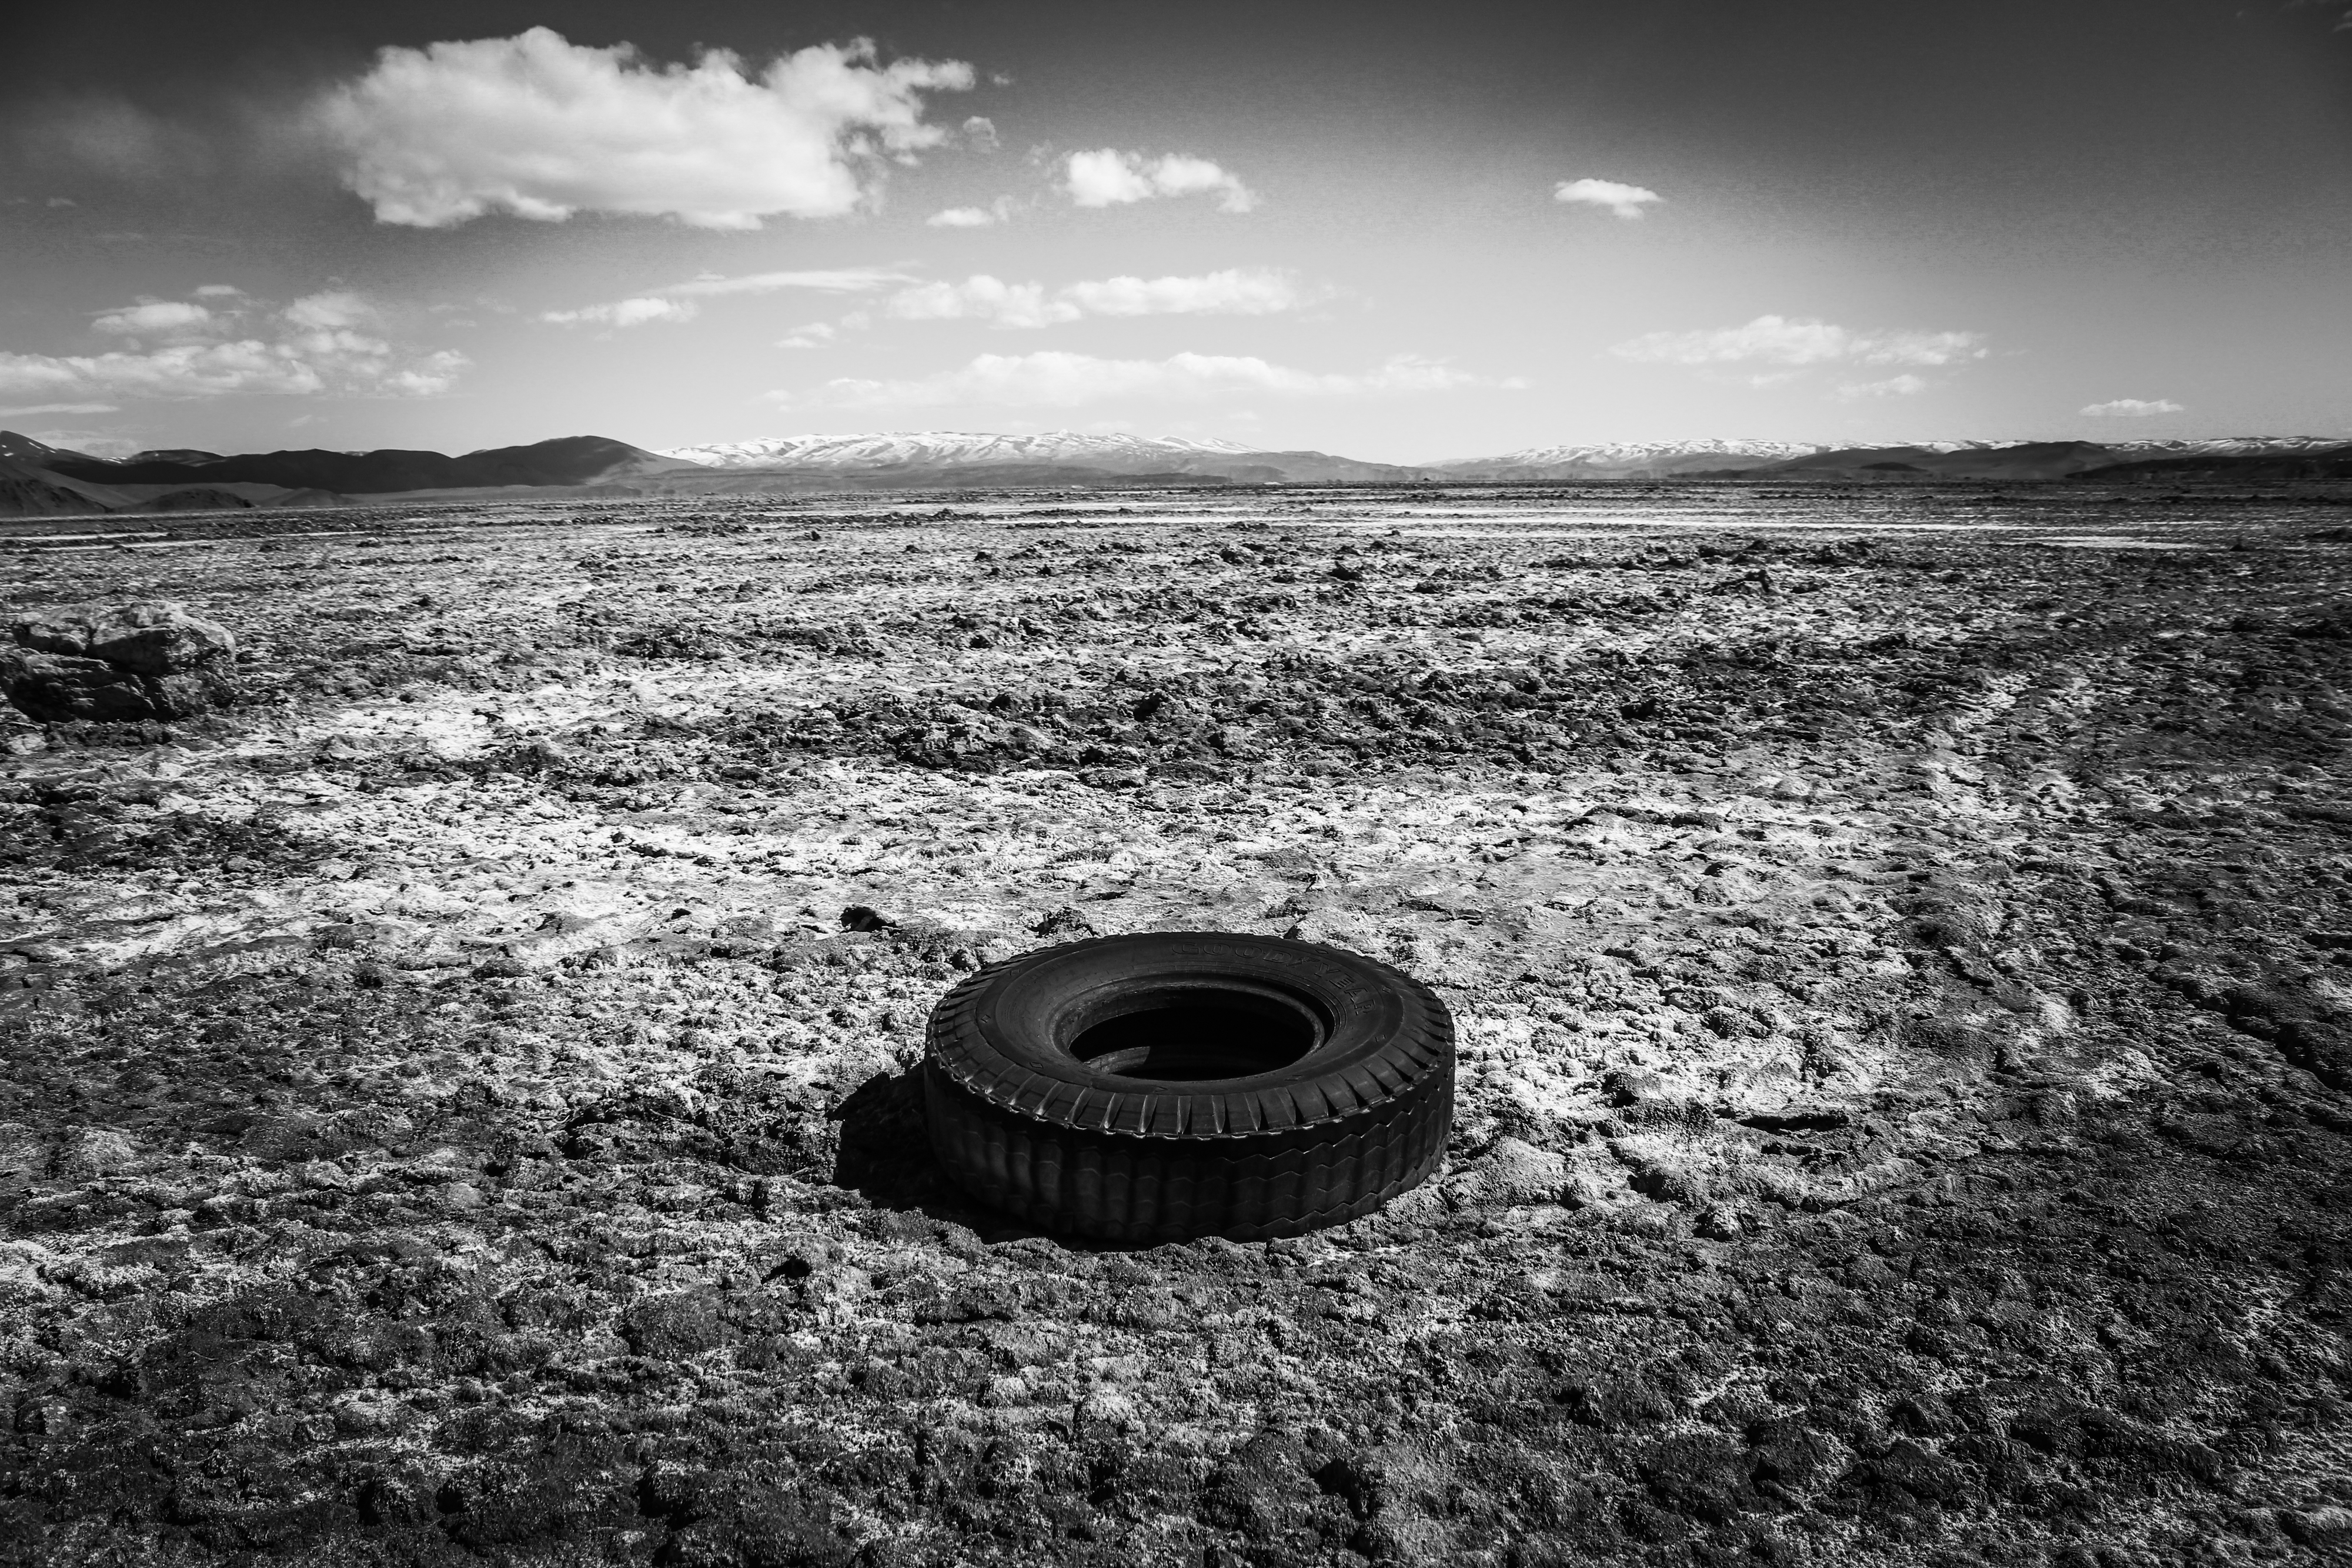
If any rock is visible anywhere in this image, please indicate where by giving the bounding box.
[1601,1068,1671,1107]
[15,599,235,677]
[0,651,163,723]
[4,600,236,721]
[1694,1202,1754,1240]
[2283,1505,2352,1547]
[1032,905,1097,939]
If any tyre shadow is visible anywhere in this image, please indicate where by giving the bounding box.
[828,1066,1004,1232]
[826,1066,1166,1252]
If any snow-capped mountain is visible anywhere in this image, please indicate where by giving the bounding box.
[2100,437,2352,457]
[1426,440,1828,479]
[658,430,1259,472]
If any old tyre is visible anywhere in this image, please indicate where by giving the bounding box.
[923,932,1455,1243]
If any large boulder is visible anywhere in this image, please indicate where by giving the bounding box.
[2,600,238,722]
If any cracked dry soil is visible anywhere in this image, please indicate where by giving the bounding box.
[2,483,2350,1567]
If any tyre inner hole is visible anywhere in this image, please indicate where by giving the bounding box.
[1065,983,1321,1082]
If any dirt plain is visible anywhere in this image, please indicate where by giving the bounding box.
[2,480,2350,1567]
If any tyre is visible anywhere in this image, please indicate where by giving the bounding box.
[923,931,1455,1243]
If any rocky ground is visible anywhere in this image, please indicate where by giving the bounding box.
[2,481,2350,1567]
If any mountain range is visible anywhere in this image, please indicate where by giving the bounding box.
[1,429,2347,517]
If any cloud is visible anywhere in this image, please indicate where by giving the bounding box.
[1064,150,1255,212]
[542,297,701,328]
[663,268,910,298]
[1553,178,1663,219]
[1612,315,1989,368]
[0,403,119,417]
[280,291,375,330]
[2080,397,2183,417]
[541,266,913,327]
[886,277,1067,328]
[776,323,838,349]
[927,197,1015,227]
[316,28,974,229]
[1063,270,1311,317]
[777,350,1500,409]
[0,290,468,401]
[92,301,216,337]
[193,284,243,298]
[878,268,1314,330]
[1835,374,1929,399]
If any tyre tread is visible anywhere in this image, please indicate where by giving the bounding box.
[923,935,1455,1242]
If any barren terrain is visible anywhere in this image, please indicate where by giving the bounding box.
[3,482,2350,1566]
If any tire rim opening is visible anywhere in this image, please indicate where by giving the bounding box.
[1065,984,1320,1082]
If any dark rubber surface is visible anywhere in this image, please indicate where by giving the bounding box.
[923,932,1455,1242]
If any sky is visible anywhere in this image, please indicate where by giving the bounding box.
[3,0,2350,463]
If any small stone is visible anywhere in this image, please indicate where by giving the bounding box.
[1033,906,1097,940]
[440,1181,483,1211]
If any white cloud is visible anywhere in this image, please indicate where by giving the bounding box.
[664,268,909,298]
[2080,397,2183,417]
[777,350,1499,409]
[887,277,1068,328]
[193,283,243,297]
[0,402,119,417]
[927,196,1016,227]
[1835,374,1929,399]
[316,28,974,229]
[541,267,913,327]
[1064,269,1309,317]
[776,323,838,349]
[1064,149,1255,212]
[0,290,468,401]
[92,300,215,337]
[1553,178,1663,219]
[1612,315,1988,368]
[878,268,1314,330]
[280,290,373,330]
[542,297,701,329]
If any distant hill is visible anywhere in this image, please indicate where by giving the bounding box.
[663,430,1255,471]
[1428,435,2352,483]
[41,434,706,494]
[8,426,2349,518]
[657,430,1427,485]
[0,430,359,518]
[0,432,99,469]
[0,455,116,516]
[1679,437,2352,483]
[1696,442,2122,482]
[2066,443,2352,482]
[1426,440,1828,480]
